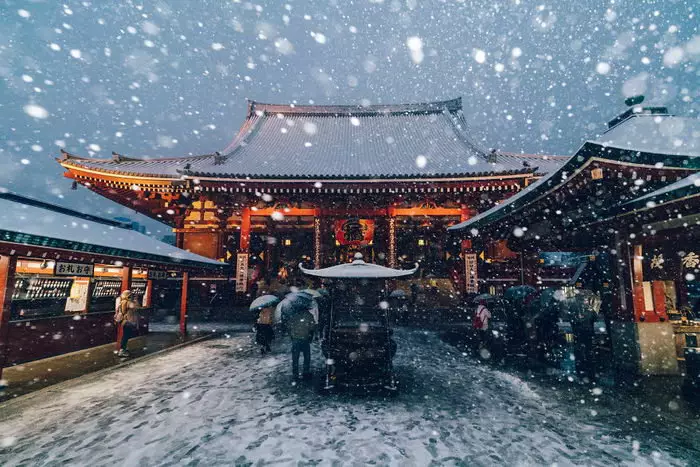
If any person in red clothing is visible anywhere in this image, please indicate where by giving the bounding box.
[473,300,492,354]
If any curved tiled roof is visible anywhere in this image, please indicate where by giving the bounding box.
[59,98,567,180]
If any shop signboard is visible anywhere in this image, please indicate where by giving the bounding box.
[334,218,375,246]
[147,270,168,280]
[65,277,90,312]
[464,253,478,294]
[236,253,249,293]
[54,261,94,277]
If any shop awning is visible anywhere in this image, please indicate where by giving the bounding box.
[0,193,226,270]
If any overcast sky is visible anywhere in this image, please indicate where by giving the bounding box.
[1,0,697,237]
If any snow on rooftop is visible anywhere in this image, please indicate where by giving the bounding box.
[594,114,700,158]
[0,195,222,267]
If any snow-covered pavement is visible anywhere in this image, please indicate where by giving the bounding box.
[0,330,693,466]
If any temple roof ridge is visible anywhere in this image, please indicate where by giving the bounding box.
[246,97,462,117]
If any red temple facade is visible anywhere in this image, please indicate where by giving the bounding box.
[58,98,567,305]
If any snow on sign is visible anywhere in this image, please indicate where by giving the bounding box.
[236,253,249,292]
[54,261,94,277]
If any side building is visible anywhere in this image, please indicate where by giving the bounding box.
[449,105,700,375]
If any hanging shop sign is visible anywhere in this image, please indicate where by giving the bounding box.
[235,253,249,293]
[464,253,478,294]
[147,270,168,280]
[334,219,375,246]
[54,261,94,277]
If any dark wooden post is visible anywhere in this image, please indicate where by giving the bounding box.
[0,255,18,380]
[180,272,189,336]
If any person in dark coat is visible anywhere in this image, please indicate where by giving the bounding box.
[287,309,316,380]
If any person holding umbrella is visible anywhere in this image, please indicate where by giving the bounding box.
[279,292,317,380]
[250,294,280,355]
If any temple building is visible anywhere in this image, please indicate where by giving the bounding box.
[449,105,699,375]
[58,98,567,302]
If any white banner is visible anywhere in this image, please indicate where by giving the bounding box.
[464,253,478,294]
[236,253,249,293]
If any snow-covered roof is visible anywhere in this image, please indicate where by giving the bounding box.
[593,114,700,158]
[58,98,568,180]
[0,193,224,269]
[299,253,417,279]
[620,172,700,212]
[449,113,700,236]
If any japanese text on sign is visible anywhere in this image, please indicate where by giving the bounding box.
[55,261,94,277]
[464,253,478,294]
[236,253,249,293]
[147,270,168,280]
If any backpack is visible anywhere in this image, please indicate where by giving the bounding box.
[114,297,128,324]
[473,306,485,329]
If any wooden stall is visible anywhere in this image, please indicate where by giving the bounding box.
[0,193,227,378]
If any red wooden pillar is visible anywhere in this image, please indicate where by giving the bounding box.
[144,280,153,308]
[116,266,133,349]
[0,255,18,380]
[240,208,251,253]
[180,272,189,336]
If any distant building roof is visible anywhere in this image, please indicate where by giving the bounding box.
[593,113,700,158]
[0,193,224,269]
[58,98,567,181]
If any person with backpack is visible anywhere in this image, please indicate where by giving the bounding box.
[287,309,316,381]
[114,290,139,358]
[473,299,492,355]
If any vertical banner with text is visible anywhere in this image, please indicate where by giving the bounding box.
[464,253,478,294]
[236,253,249,293]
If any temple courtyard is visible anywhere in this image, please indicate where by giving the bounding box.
[1,329,698,466]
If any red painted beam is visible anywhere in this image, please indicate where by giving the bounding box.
[0,255,18,379]
[180,272,189,336]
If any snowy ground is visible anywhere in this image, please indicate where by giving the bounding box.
[0,329,694,466]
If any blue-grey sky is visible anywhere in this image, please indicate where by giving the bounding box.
[1,0,697,237]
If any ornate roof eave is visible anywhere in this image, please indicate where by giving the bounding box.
[177,168,537,181]
[448,140,699,237]
[60,156,538,185]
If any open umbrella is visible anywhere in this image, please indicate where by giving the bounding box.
[275,292,315,324]
[301,288,322,298]
[249,294,280,311]
[472,293,496,304]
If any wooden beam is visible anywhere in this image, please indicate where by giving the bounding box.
[180,272,189,336]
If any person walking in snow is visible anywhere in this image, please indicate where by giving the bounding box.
[287,309,316,381]
[473,299,492,354]
[114,290,139,358]
[255,305,275,354]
